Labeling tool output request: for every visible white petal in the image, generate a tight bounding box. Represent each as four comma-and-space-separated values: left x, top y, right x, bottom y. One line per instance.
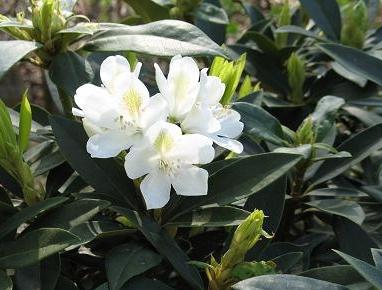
140, 172, 171, 209
167, 56, 200, 118
100, 55, 131, 92
86, 130, 131, 158
213, 106, 244, 138
171, 166, 208, 196
82, 118, 103, 137
72, 108, 84, 117
145, 121, 182, 148
124, 147, 158, 179
74, 84, 118, 129
198, 68, 225, 105
172, 134, 215, 164
211, 135, 243, 154
117, 76, 150, 116
181, 104, 221, 135
140, 93, 169, 129
154, 63, 173, 111
133, 62, 142, 77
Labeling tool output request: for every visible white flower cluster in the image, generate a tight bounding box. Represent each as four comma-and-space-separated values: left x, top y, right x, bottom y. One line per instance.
73, 55, 244, 209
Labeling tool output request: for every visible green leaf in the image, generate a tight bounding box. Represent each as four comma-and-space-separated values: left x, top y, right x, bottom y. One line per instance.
18, 92, 32, 153
334, 250, 382, 289
232, 274, 348, 289
31, 199, 111, 231
306, 187, 367, 197
311, 95, 345, 142
14, 254, 60, 290
0, 41, 42, 80
272, 252, 303, 273
0, 228, 80, 268
55, 276, 78, 290
169, 153, 302, 220
306, 199, 365, 225
50, 116, 138, 209
300, 265, 365, 286
299, 0, 341, 40
0, 197, 68, 240
318, 43, 382, 87
275, 25, 325, 41
112, 208, 203, 290
232, 102, 287, 146
165, 206, 250, 227
334, 217, 377, 264
124, 0, 169, 22
0, 270, 12, 290
371, 249, 382, 270
122, 277, 175, 290
84, 20, 227, 57
310, 124, 382, 186
49, 51, 95, 98
106, 242, 162, 290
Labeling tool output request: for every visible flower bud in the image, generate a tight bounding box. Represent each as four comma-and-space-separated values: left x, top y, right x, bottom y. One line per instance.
287, 52, 306, 104
341, 0, 368, 49
296, 116, 316, 145
275, 0, 291, 47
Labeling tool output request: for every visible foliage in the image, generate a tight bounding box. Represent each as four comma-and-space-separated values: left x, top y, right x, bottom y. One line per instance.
0, 0, 382, 289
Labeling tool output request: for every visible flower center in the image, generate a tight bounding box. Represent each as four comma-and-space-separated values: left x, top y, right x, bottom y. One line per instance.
158, 158, 182, 176
154, 130, 174, 153
122, 88, 142, 116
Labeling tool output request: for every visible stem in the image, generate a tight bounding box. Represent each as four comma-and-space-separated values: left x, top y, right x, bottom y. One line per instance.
57, 87, 74, 118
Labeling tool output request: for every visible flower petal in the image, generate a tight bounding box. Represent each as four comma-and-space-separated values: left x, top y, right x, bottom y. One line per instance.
140, 93, 169, 129
124, 147, 158, 179
172, 166, 208, 196
145, 121, 182, 148
86, 130, 131, 158
172, 133, 215, 164
210, 135, 244, 154
74, 84, 118, 129
140, 172, 171, 209
181, 104, 221, 135
100, 55, 131, 92
198, 68, 225, 105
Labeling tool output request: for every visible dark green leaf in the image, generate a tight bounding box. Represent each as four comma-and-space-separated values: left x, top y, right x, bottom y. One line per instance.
165, 206, 250, 227
318, 43, 382, 87
300, 265, 365, 285
275, 25, 325, 41
310, 124, 382, 186
0, 197, 68, 240
334, 217, 377, 264
299, 0, 341, 40
306, 199, 365, 225
14, 254, 60, 290
106, 242, 162, 290
124, 0, 170, 22
0, 41, 42, 79
232, 274, 347, 289
272, 252, 303, 273
0, 228, 80, 268
233, 102, 287, 146
170, 153, 302, 220
50, 116, 138, 209
84, 20, 227, 57
122, 277, 175, 290
49, 51, 95, 98
334, 250, 382, 289
112, 208, 203, 290
371, 249, 382, 270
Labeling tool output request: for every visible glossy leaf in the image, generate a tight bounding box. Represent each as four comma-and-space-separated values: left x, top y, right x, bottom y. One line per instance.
0, 228, 80, 268
334, 250, 382, 289
233, 102, 287, 146
50, 116, 138, 208
306, 199, 365, 225
299, 0, 341, 40
0, 41, 42, 79
84, 20, 227, 57
310, 124, 382, 186
106, 242, 162, 290
0, 197, 68, 240
318, 43, 382, 87
232, 274, 347, 289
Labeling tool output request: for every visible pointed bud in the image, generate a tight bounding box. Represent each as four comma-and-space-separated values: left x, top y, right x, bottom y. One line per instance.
287, 52, 305, 104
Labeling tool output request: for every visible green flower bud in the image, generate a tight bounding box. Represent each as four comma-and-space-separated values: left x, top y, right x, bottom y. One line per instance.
341, 0, 368, 48
275, 0, 291, 48
296, 116, 316, 145
209, 53, 246, 105
287, 52, 306, 104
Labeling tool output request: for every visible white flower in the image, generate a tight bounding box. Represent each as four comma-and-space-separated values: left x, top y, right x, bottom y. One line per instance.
73, 55, 168, 158
156, 61, 245, 154
124, 121, 215, 209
